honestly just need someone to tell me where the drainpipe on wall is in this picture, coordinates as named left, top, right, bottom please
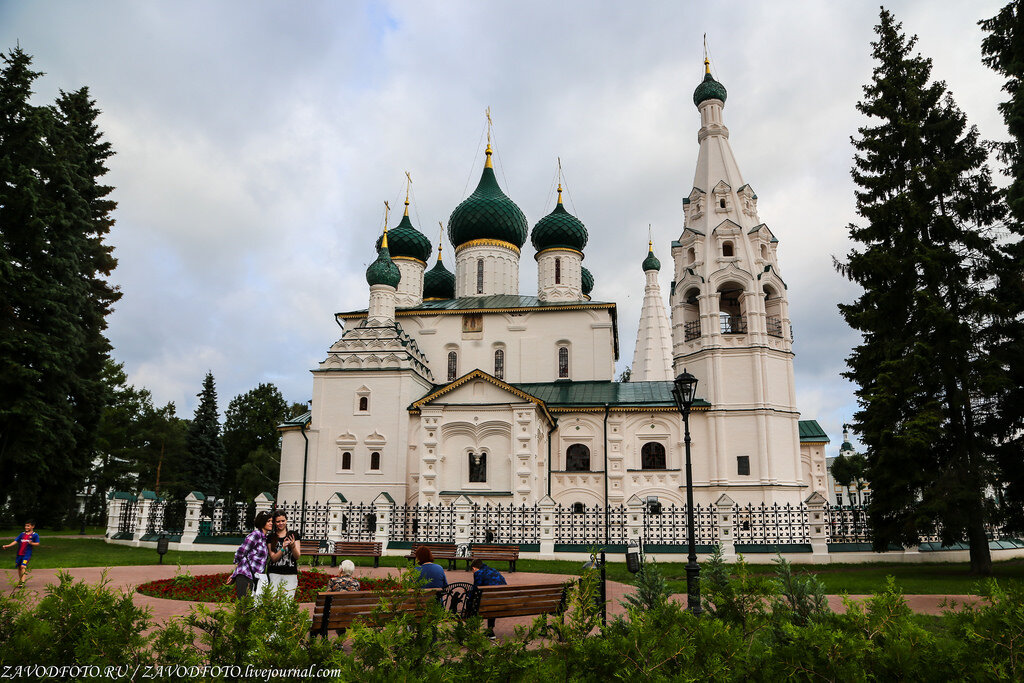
left=299, top=419, right=309, bottom=538
left=603, top=403, right=610, bottom=546
left=546, top=419, right=558, bottom=497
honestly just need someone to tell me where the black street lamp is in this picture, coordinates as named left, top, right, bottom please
left=671, top=369, right=702, bottom=615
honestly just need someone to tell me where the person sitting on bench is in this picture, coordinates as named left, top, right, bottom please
left=415, top=546, right=447, bottom=589
left=471, top=558, right=506, bottom=638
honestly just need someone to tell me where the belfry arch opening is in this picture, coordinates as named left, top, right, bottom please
left=682, top=287, right=701, bottom=341
left=764, top=284, right=783, bottom=338
left=717, top=282, right=746, bottom=334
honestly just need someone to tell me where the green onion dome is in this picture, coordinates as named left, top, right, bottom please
left=423, top=250, right=455, bottom=300
left=841, top=440, right=853, bottom=452
left=581, top=266, right=594, bottom=296
left=366, top=233, right=401, bottom=288
left=531, top=186, right=588, bottom=253
left=693, top=67, right=727, bottom=107
left=375, top=207, right=431, bottom=263
left=447, top=145, right=528, bottom=249
left=642, top=245, right=661, bottom=272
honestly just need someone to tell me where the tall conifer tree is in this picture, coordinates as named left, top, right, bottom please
left=981, top=1, right=1024, bottom=531
left=185, top=372, right=227, bottom=496
left=838, top=9, right=1003, bottom=573
left=0, top=48, right=119, bottom=524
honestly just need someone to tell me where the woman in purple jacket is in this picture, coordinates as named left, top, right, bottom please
left=230, top=511, right=273, bottom=598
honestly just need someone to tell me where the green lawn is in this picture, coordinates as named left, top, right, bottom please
left=6, top=537, right=1024, bottom=595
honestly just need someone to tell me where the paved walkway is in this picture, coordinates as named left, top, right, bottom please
left=1, top=565, right=979, bottom=640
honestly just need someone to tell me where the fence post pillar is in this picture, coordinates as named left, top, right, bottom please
left=106, top=493, right=128, bottom=538
left=537, top=495, right=556, bottom=558
left=372, top=492, right=395, bottom=549
left=453, top=495, right=473, bottom=558
left=625, top=495, right=645, bottom=545
left=715, top=494, right=737, bottom=562
left=326, top=493, right=346, bottom=543
left=133, top=490, right=157, bottom=545
left=180, top=491, right=206, bottom=547
left=804, top=492, right=829, bottom=562
left=254, top=491, right=274, bottom=520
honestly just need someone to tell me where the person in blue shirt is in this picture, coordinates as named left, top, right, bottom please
left=3, top=520, right=40, bottom=587
left=471, top=559, right=507, bottom=638
left=414, top=546, right=447, bottom=589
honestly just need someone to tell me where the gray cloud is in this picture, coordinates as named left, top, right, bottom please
left=1, top=0, right=1007, bottom=452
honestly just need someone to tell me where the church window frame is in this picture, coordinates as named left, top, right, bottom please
left=640, top=442, right=667, bottom=470
left=447, top=351, right=458, bottom=382
left=354, top=387, right=371, bottom=415
left=493, top=348, right=505, bottom=380
left=722, top=241, right=734, bottom=257
left=555, top=257, right=562, bottom=284
left=737, top=455, right=750, bottom=476
left=571, top=502, right=585, bottom=515
left=468, top=451, right=487, bottom=483
left=476, top=258, right=484, bottom=294
left=358, top=396, right=368, bottom=411
left=565, top=443, right=590, bottom=471
left=558, top=345, right=570, bottom=379
left=369, top=451, right=381, bottom=471
left=341, top=451, right=352, bottom=471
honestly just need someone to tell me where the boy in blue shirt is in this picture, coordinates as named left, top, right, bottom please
left=471, top=559, right=506, bottom=638
left=4, top=520, right=40, bottom=587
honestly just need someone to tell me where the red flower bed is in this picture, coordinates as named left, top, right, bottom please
left=136, top=571, right=400, bottom=602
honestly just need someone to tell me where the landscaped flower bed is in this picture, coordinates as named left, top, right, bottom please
left=136, top=571, right=400, bottom=602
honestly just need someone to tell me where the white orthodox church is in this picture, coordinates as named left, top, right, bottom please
left=278, top=63, right=830, bottom=510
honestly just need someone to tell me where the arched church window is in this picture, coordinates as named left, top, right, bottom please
left=722, top=241, right=734, bottom=257
left=719, top=198, right=726, bottom=209
left=469, top=452, right=487, bottom=482
left=476, top=259, right=484, bottom=294
left=555, top=258, right=561, bottom=284
left=566, top=444, right=590, bottom=471
left=761, top=244, right=769, bottom=260
left=687, top=247, right=696, bottom=265
left=370, top=451, right=381, bottom=470
left=358, top=396, right=368, bottom=411
left=341, top=451, right=352, bottom=470
left=447, top=351, right=458, bottom=382
left=641, top=442, right=666, bottom=469
left=558, top=346, right=569, bottom=378
left=494, top=349, right=504, bottom=380
left=571, top=502, right=585, bottom=514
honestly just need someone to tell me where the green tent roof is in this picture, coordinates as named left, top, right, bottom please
left=798, top=420, right=829, bottom=442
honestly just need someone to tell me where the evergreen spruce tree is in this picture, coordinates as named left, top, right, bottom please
left=837, top=9, right=1004, bottom=573
left=0, top=48, right=119, bottom=524
left=981, top=1, right=1024, bottom=532
left=184, top=372, right=227, bottom=497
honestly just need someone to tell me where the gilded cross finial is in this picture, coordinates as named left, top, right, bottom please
left=704, top=34, right=710, bottom=74
left=404, top=171, right=412, bottom=215
left=556, top=157, right=563, bottom=204
left=382, top=200, right=390, bottom=248
left=649, top=224, right=654, bottom=251
left=437, top=222, right=444, bottom=259
left=484, top=107, right=494, bottom=168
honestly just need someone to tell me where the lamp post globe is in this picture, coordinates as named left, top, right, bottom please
left=673, top=369, right=702, bottom=615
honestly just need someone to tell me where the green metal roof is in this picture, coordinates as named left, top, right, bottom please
left=448, top=162, right=528, bottom=248
left=366, top=246, right=400, bottom=287
left=422, top=257, right=455, bottom=300
left=278, top=411, right=311, bottom=429
left=512, top=381, right=710, bottom=409
left=642, top=248, right=661, bottom=272
left=531, top=200, right=588, bottom=253
left=376, top=213, right=431, bottom=263
left=581, top=266, right=594, bottom=295
left=798, top=420, right=829, bottom=442
left=694, top=71, right=728, bottom=107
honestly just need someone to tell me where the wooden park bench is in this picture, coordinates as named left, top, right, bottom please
left=404, top=542, right=460, bottom=570
left=310, top=589, right=436, bottom=638
left=469, top=583, right=571, bottom=622
left=299, top=538, right=328, bottom=565
left=465, top=543, right=520, bottom=572
left=318, top=541, right=384, bottom=568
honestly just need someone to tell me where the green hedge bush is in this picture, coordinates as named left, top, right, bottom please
left=1, top=559, right=1021, bottom=681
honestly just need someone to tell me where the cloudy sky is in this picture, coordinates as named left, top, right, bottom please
left=1, top=1, right=1009, bottom=451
